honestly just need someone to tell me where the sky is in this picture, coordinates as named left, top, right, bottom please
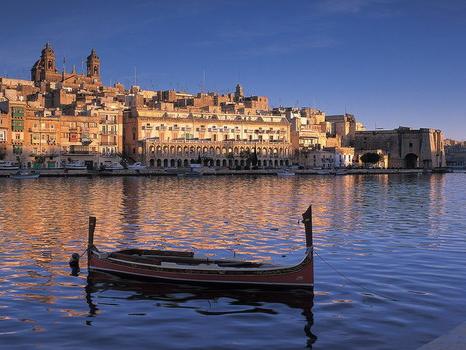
left=1, top=0, right=465, bottom=139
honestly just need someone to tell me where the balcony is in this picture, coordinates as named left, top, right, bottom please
left=100, top=119, right=117, bottom=125
left=100, top=141, right=117, bottom=146
left=29, top=127, right=56, bottom=133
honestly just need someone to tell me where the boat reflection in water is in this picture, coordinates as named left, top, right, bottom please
left=85, top=271, right=317, bottom=347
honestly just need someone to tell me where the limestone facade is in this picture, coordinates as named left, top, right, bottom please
left=354, top=127, right=445, bottom=169
left=124, top=107, right=292, bottom=168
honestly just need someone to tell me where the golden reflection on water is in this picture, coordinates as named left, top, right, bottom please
left=1, top=174, right=466, bottom=350
left=0, top=174, right=449, bottom=261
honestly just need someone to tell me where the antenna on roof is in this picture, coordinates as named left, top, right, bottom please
left=201, top=70, right=206, bottom=93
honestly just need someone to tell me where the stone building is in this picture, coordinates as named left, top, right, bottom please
left=0, top=44, right=449, bottom=171
left=0, top=108, right=11, bottom=160
left=353, top=127, right=445, bottom=169
left=31, top=43, right=102, bottom=88
left=0, top=45, right=125, bottom=169
left=325, top=113, right=365, bottom=147
left=297, top=148, right=335, bottom=169
left=124, top=107, right=292, bottom=168
left=283, top=107, right=327, bottom=152
left=445, top=140, right=466, bottom=169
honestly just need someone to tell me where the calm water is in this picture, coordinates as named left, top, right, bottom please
left=0, top=174, right=465, bottom=349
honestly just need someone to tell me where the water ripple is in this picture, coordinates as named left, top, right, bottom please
left=0, top=174, right=465, bottom=349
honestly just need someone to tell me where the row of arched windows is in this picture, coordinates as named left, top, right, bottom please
left=148, top=158, right=289, bottom=168
left=147, top=144, right=291, bottom=157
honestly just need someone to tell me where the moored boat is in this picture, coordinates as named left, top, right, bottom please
left=127, top=162, right=146, bottom=170
left=102, top=162, right=124, bottom=171
left=277, top=169, right=296, bottom=176
left=64, top=160, right=88, bottom=170
left=0, top=161, right=20, bottom=170
left=177, top=163, right=204, bottom=177
left=10, top=170, right=40, bottom=179
left=86, top=206, right=315, bottom=289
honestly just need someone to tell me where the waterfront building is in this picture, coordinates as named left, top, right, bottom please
left=0, top=44, right=447, bottom=170
left=0, top=44, right=124, bottom=168
left=0, top=109, right=11, bottom=160
left=445, top=140, right=466, bottom=169
left=124, top=106, right=292, bottom=168
left=332, top=147, right=355, bottom=168
left=353, top=127, right=445, bottom=169
left=297, top=148, right=335, bottom=169
left=325, top=113, right=365, bottom=147
left=283, top=107, right=328, bottom=151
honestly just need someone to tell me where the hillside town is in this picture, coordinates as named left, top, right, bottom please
left=0, top=44, right=453, bottom=172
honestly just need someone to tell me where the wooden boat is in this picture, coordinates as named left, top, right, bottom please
left=10, top=170, right=40, bottom=179
left=87, top=205, right=314, bottom=289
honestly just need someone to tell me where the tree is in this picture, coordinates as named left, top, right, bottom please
left=360, top=152, right=381, bottom=165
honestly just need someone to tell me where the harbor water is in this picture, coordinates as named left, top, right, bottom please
left=0, top=174, right=465, bottom=349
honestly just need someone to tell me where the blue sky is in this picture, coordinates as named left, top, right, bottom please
left=1, top=0, right=465, bottom=139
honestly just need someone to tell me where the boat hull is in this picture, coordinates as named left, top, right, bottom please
left=89, top=250, right=313, bottom=289
left=10, top=174, right=40, bottom=179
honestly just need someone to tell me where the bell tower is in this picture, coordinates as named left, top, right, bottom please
left=86, top=49, right=100, bottom=80
left=31, top=43, right=58, bottom=82
left=234, top=83, right=244, bottom=102
left=42, top=43, right=56, bottom=72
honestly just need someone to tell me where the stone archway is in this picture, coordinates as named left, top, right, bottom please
left=405, top=153, right=418, bottom=169
left=149, top=159, right=155, bottom=167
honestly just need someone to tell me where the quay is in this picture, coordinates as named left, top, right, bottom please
left=0, top=168, right=431, bottom=178
left=418, top=322, right=466, bottom=350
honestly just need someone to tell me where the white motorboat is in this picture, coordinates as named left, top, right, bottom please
left=103, top=162, right=124, bottom=171
left=0, top=161, right=20, bottom=170
left=10, top=170, right=40, bottom=179
left=277, top=169, right=296, bottom=176
left=64, top=160, right=88, bottom=170
left=178, top=163, right=204, bottom=177
left=127, top=162, right=146, bottom=170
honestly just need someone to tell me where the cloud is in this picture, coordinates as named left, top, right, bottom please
left=314, top=0, right=397, bottom=17
left=236, top=36, right=338, bottom=58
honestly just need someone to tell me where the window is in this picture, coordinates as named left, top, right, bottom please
left=11, top=107, right=24, bottom=117
left=0, top=131, right=5, bottom=142
left=12, top=120, right=24, bottom=132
